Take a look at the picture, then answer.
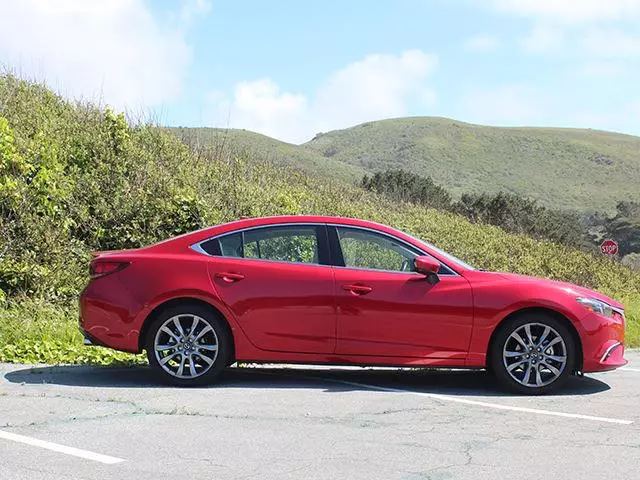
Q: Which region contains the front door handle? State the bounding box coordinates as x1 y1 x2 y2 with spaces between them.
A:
215 272 245 283
342 284 373 295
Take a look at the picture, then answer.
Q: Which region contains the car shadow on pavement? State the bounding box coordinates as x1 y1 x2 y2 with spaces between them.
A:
3 364 611 397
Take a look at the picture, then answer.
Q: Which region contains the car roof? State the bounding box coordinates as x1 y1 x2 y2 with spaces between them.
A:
147 215 411 252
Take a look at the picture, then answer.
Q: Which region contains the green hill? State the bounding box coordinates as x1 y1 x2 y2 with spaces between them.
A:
171 127 365 183
181 118 640 213
1 75 639 366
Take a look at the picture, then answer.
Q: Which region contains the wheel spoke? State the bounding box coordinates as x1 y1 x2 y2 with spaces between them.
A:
198 353 214 366
198 344 218 352
524 324 535 346
534 365 543 386
522 365 532 385
545 337 562 349
160 351 180 365
190 317 200 337
507 359 528 372
504 350 525 358
156 344 176 352
160 326 179 342
194 325 213 342
189 357 197 377
544 354 566 363
176 354 186 376
536 327 550 348
173 318 186 339
511 332 529 349
542 361 561 376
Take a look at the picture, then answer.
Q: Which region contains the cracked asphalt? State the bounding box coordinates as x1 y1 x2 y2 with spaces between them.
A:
1 351 640 480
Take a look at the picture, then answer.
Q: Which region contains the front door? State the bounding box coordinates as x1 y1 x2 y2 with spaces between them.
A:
208 224 336 354
332 226 473 359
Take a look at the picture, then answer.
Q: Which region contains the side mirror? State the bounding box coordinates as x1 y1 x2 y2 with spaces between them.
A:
414 256 441 285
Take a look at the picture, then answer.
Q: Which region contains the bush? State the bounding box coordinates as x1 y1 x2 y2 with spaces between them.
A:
361 169 452 210
454 191 585 247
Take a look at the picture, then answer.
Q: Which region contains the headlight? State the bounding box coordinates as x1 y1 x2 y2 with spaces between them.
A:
576 297 613 318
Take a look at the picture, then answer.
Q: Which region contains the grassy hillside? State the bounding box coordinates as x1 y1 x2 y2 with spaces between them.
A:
184 118 640 213
171 127 365 183
1 75 639 366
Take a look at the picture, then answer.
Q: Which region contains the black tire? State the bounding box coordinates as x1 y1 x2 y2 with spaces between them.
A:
490 313 576 395
145 303 232 386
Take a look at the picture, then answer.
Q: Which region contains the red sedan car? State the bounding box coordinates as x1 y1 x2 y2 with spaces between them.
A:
80 216 627 394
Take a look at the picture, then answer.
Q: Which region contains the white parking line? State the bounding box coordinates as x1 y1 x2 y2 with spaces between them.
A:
0 430 125 464
323 378 634 425
619 367 640 372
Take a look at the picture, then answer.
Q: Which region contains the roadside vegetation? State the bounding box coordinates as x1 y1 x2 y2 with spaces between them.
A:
1 74 639 364
361 169 585 248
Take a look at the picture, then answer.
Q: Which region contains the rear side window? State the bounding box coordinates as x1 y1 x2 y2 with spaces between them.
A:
208 225 322 265
218 233 242 257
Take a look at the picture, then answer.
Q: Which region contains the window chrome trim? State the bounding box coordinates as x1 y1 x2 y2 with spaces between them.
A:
191 222 461 276
190 222 327 267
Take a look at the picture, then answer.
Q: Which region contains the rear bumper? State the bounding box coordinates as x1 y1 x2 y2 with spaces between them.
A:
79 327 109 347
79 279 144 353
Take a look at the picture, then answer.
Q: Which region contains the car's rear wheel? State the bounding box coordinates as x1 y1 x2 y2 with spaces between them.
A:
145 303 231 386
491 314 576 395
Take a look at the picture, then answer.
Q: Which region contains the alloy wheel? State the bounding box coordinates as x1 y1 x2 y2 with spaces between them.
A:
502 322 568 388
153 314 219 379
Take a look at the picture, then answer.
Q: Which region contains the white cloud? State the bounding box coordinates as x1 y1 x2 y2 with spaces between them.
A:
206 50 438 143
179 0 212 25
486 0 640 65
521 25 565 53
458 85 547 125
581 29 640 57
464 35 500 52
491 0 640 23
579 60 627 78
0 0 209 111
211 79 310 142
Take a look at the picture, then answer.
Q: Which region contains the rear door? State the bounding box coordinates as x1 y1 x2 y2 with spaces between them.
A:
203 224 336 354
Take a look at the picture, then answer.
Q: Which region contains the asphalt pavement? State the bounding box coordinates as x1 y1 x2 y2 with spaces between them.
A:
1 351 640 480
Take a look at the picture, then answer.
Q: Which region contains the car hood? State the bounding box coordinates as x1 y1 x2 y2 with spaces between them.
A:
494 272 624 310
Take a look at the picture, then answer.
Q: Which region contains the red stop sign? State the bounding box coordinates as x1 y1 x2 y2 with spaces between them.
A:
600 239 619 256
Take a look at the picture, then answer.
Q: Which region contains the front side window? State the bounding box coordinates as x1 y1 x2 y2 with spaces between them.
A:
336 227 420 272
217 226 319 264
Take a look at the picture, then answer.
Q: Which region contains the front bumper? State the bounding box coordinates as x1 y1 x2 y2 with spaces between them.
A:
581 309 627 372
593 340 627 371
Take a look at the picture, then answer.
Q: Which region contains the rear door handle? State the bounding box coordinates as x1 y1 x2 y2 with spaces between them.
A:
215 272 245 283
342 284 373 295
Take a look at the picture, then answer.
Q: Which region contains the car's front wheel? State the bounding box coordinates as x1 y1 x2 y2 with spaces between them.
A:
146 303 231 386
490 314 576 395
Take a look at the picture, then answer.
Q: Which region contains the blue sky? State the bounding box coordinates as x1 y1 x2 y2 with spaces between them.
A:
2 0 640 143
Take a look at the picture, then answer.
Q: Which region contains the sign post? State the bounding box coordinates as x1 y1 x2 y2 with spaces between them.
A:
600 239 619 256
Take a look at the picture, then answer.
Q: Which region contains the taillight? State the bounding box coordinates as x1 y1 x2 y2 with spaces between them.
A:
89 261 129 279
